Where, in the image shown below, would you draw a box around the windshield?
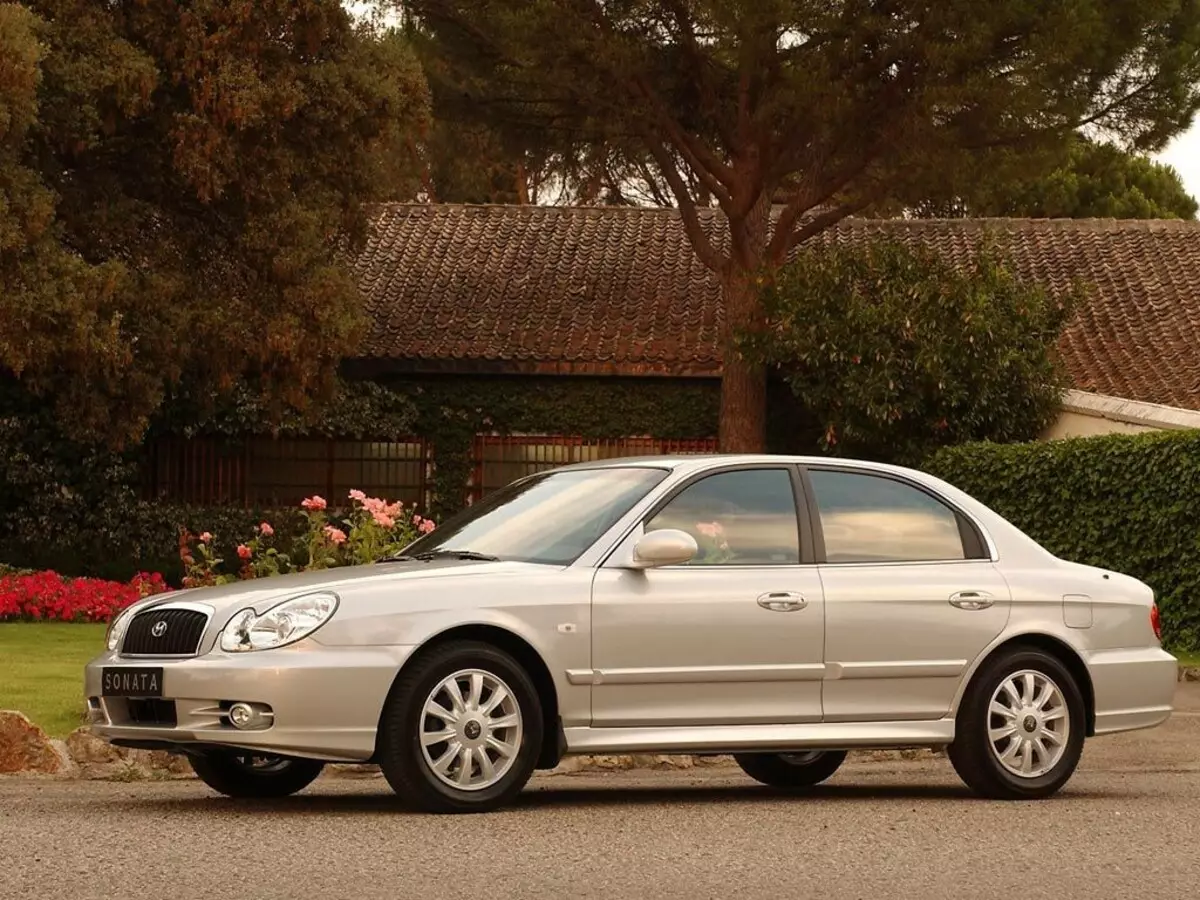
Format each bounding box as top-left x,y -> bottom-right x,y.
398,466 -> 671,566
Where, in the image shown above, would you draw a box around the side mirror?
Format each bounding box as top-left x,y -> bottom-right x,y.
630,528 -> 698,569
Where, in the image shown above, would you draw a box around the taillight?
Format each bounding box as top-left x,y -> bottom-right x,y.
1150,603 -> 1162,641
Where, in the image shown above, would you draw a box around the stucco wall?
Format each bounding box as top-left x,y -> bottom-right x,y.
1041,409 -> 1159,441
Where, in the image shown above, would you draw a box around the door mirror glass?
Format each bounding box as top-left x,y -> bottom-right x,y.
630,529 -> 698,569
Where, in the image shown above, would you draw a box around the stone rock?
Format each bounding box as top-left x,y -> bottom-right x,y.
65,727 -> 122,766
327,763 -> 383,779
1181,666 -> 1200,683
65,727 -> 193,780
0,711 -> 64,775
549,753 -> 735,775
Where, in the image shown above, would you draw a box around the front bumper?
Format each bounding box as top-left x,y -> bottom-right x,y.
83,642 -> 415,762
1087,646 -> 1179,735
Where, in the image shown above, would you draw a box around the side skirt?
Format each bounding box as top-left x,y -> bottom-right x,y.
563,719 -> 956,755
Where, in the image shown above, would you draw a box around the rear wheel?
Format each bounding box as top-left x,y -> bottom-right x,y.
189,751 -> 324,798
377,640 -> 544,814
734,750 -> 848,788
948,647 -> 1085,800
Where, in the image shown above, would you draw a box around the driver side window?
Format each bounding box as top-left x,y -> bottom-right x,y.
645,468 -> 801,565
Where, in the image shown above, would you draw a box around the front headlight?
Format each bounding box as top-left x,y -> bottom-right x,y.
106,602 -> 147,651
219,591 -> 339,653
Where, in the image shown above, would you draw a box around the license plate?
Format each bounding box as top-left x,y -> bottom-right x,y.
101,667 -> 165,697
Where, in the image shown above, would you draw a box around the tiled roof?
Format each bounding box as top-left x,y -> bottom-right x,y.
350,203 -> 1200,410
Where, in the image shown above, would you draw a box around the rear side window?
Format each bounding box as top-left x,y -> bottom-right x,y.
807,469 -> 978,563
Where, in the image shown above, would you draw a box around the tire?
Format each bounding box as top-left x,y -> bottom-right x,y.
377,640 -> 544,814
189,750 -> 325,798
734,750 -> 848,789
948,647 -> 1086,800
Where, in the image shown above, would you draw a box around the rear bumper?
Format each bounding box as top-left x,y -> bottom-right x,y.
83,642 -> 414,762
1086,646 -> 1178,735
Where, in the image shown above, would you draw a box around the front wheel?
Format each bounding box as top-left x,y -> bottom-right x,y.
189,751 -> 325,798
734,750 -> 848,788
948,648 -> 1085,800
377,640 -> 544,814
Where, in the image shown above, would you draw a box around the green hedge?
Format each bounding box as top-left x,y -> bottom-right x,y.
925,429 -> 1200,653
0,503 -> 310,585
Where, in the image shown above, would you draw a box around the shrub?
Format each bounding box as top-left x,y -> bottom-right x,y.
179,490 -> 437,586
743,240 -> 1077,465
0,571 -> 171,623
925,429 -> 1200,653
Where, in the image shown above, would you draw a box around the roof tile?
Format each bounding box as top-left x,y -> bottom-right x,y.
351,204 -> 1200,411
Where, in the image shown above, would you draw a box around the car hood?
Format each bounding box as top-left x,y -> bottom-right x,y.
134,558 -> 554,618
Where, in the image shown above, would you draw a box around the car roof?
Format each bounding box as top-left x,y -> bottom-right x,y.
549,453 -> 921,478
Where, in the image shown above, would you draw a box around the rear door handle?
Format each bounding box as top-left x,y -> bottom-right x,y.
949,590 -> 994,611
757,591 -> 807,612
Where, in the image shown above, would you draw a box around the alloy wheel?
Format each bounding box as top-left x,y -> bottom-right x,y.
419,668 -> 523,792
987,669 -> 1070,779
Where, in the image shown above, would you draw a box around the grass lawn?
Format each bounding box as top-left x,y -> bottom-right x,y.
1176,651 -> 1200,668
0,623 -> 106,737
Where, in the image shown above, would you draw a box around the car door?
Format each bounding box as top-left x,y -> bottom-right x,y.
804,465 -> 1012,723
589,464 -> 826,728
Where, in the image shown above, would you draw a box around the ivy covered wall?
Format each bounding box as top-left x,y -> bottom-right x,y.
387,374 -> 721,517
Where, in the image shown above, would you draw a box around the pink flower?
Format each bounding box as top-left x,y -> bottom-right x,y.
324,525 -> 347,545
412,514 -> 423,526
257,522 -> 274,537
371,511 -> 395,529
198,532 -> 213,543
237,544 -> 252,560
302,495 -> 327,511
362,497 -> 385,514
696,522 -> 724,539
348,489 -> 366,502
419,520 -> 436,534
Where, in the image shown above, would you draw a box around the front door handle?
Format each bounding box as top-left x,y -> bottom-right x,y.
949,590 -> 995,611
757,591 -> 807,612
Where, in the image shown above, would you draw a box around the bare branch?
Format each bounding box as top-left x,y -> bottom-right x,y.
641,133 -> 728,272
780,198 -> 873,257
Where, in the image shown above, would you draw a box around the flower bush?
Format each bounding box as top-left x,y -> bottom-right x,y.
0,488 -> 437,620
0,571 -> 171,623
180,490 -> 437,587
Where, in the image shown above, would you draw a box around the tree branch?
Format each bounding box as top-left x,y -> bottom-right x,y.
641,133 -> 728,272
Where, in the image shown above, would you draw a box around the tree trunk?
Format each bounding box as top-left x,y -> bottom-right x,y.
717,195 -> 771,453
718,266 -> 768,452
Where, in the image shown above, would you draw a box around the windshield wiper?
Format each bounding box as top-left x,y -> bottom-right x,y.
413,549 -> 501,562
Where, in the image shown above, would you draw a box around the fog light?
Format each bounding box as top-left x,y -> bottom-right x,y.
228,702 -> 256,730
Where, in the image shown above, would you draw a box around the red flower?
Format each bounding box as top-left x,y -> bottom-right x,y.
0,570 -> 172,624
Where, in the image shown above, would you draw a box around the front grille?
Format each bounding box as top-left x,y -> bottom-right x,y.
126,699 -> 177,727
121,608 -> 209,656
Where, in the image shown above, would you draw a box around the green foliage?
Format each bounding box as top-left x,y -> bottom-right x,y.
914,137 -> 1199,220
0,1 -> 429,446
150,380 -> 419,440
741,242 -> 1076,466
925,431 -> 1200,653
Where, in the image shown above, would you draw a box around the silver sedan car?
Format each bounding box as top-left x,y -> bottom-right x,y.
85,454 -> 1177,813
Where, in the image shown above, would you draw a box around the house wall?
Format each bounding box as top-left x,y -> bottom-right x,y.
1041,390 -> 1200,441
1041,409 -> 1158,440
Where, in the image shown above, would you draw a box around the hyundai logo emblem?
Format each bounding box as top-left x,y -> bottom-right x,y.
150,620 -> 169,638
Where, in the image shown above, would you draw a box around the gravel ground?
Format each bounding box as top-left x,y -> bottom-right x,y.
2,683 -> 1198,900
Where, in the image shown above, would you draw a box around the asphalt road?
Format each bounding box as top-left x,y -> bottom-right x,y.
3,684 -> 1198,900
